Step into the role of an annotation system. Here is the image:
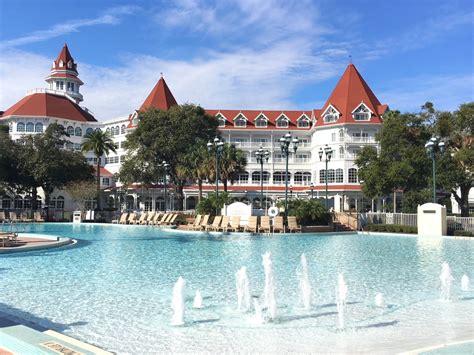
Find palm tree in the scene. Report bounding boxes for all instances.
[218,144,247,191]
[81,129,117,211]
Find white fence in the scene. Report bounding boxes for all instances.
[446,216,474,232]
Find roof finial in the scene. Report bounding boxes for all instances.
[349,55,352,64]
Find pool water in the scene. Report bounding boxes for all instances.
[0,224,473,353]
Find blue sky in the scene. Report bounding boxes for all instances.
[0,0,472,120]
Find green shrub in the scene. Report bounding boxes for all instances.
[276,199,330,226]
[195,192,231,217]
[453,230,473,237]
[363,224,417,234]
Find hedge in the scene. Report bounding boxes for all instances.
[363,224,417,234]
[453,230,473,237]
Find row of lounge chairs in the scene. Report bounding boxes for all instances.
[0,232,18,247]
[112,212,178,226]
[188,215,301,233]
[0,211,44,223]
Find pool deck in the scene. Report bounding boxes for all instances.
[0,234,74,254]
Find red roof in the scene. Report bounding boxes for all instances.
[52,43,77,74]
[139,76,178,112]
[315,64,387,126]
[206,109,313,130]
[1,93,97,122]
[95,167,113,177]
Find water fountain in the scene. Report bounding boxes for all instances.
[252,298,264,324]
[171,277,186,326]
[262,252,276,320]
[439,262,453,301]
[336,273,348,329]
[298,253,312,310]
[461,274,470,291]
[236,266,251,312]
[193,290,203,308]
[375,292,384,307]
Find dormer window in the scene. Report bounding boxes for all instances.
[216,114,226,127]
[255,114,267,128]
[59,60,64,67]
[276,115,289,128]
[323,105,340,123]
[67,61,72,69]
[297,115,310,128]
[234,114,247,128]
[352,103,372,121]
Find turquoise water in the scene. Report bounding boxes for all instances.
[0,224,473,353]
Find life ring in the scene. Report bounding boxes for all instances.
[268,207,279,217]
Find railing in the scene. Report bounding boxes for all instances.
[360,212,418,227]
[446,216,474,232]
[334,212,358,230]
[346,137,376,144]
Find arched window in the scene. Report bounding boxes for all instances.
[14,196,23,209]
[66,141,73,150]
[75,127,82,136]
[319,170,326,183]
[114,126,119,135]
[273,171,290,184]
[26,123,34,132]
[106,128,111,134]
[86,128,94,135]
[16,123,25,132]
[348,168,358,183]
[144,197,152,211]
[339,146,345,159]
[252,171,270,183]
[67,126,74,136]
[336,168,344,183]
[294,171,311,185]
[255,115,267,128]
[35,122,43,132]
[276,115,288,128]
[121,125,126,134]
[109,127,114,136]
[237,172,249,184]
[327,169,335,183]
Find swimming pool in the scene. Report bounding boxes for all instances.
[0,224,473,353]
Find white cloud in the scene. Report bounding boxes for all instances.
[0,6,140,49]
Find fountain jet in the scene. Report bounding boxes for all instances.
[171,276,186,326]
[253,298,264,324]
[336,273,348,329]
[440,262,453,301]
[298,254,312,310]
[461,275,470,291]
[193,290,203,308]
[262,252,276,320]
[236,266,251,312]
[375,292,384,307]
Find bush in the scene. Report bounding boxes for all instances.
[195,192,231,217]
[453,230,473,237]
[363,224,417,234]
[277,199,330,226]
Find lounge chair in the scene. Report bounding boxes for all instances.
[187,215,202,230]
[206,216,222,232]
[217,216,230,232]
[126,213,137,224]
[143,212,156,225]
[9,212,19,223]
[0,211,6,222]
[20,212,34,223]
[228,216,242,232]
[157,213,172,226]
[259,216,272,233]
[114,213,128,224]
[133,212,148,225]
[150,212,162,225]
[34,211,44,223]
[194,215,210,231]
[273,216,285,233]
[163,214,178,226]
[287,216,302,233]
[244,216,258,233]
[154,213,168,225]
[0,232,18,247]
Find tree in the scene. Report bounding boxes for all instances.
[65,180,97,211]
[276,198,330,226]
[216,144,247,192]
[195,191,231,216]
[120,104,219,210]
[0,125,22,195]
[81,129,117,211]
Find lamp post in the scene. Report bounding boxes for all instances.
[159,161,170,211]
[207,137,225,214]
[255,145,270,209]
[290,185,293,199]
[280,132,299,219]
[425,137,445,203]
[318,144,333,209]
[310,182,314,199]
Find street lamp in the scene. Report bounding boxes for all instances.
[159,161,170,211]
[310,182,314,199]
[280,132,299,219]
[425,137,445,203]
[255,145,270,209]
[290,185,293,199]
[207,137,225,214]
[318,144,334,209]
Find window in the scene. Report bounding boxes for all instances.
[75,127,82,136]
[327,169,335,183]
[252,137,269,147]
[352,132,369,142]
[351,148,360,158]
[323,105,339,123]
[55,81,60,90]
[105,157,109,164]
[336,168,343,183]
[353,104,371,121]
[121,125,126,134]
[85,198,96,210]
[295,153,309,163]
[234,115,246,127]
[218,117,226,127]
[273,171,290,184]
[252,171,270,183]
[120,155,126,162]
[331,132,336,142]
[273,153,285,163]
[348,168,358,183]
[59,81,64,90]
[230,137,249,147]
[144,197,152,211]
[299,138,310,147]
[35,122,43,133]
[56,196,65,209]
[26,123,34,132]
[297,117,310,128]
[255,115,267,128]
[294,172,311,185]
[67,126,74,136]
[319,170,326,184]
[109,127,114,136]
[102,178,110,186]
[115,126,119,135]
[339,146,345,159]
[276,115,288,128]
[2,198,11,209]
[339,129,344,141]
[23,197,32,209]
[65,141,73,150]
[155,197,165,211]
[14,196,23,209]
[114,156,119,164]
[237,172,249,184]
[74,143,81,151]
[120,141,126,148]
[86,128,94,135]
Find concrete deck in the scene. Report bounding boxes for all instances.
[0,234,74,254]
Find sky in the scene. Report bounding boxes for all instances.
[0,0,472,120]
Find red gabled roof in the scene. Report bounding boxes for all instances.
[51,43,78,74]
[139,76,177,112]
[205,109,313,130]
[95,167,113,177]
[1,93,97,122]
[315,64,387,126]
